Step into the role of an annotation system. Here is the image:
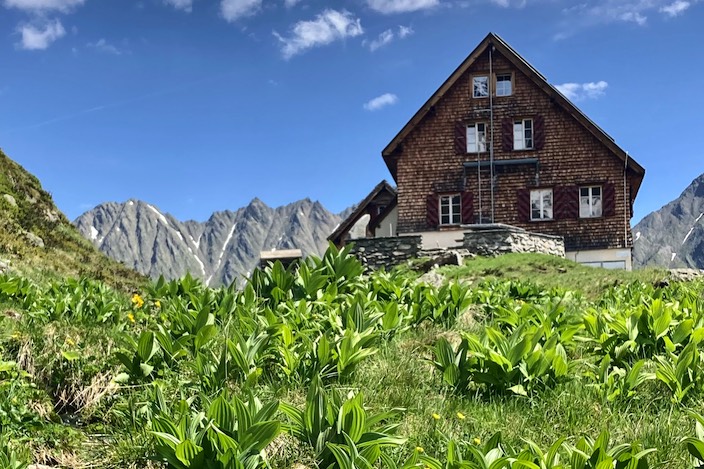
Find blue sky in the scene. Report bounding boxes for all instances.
[0,0,702,224]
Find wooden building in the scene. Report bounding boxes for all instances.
[337,32,645,269]
[328,180,397,246]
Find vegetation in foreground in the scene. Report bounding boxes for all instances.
[0,247,703,468]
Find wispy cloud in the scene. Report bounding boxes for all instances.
[220,0,262,22]
[17,18,66,50]
[164,0,193,12]
[366,0,438,14]
[283,0,301,7]
[555,81,608,101]
[363,93,398,111]
[366,25,413,51]
[3,0,84,12]
[490,0,526,7]
[660,0,691,16]
[86,38,125,55]
[274,9,363,59]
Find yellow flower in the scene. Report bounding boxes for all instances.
[131,294,144,308]
[415,446,424,453]
[456,412,466,420]
[432,413,441,420]
[11,332,21,340]
[127,312,135,323]
[66,338,75,346]
[473,437,481,445]
[154,300,161,309]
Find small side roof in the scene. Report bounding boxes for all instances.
[327,180,397,244]
[381,32,645,197]
[259,249,302,260]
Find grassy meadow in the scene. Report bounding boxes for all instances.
[1,247,703,468]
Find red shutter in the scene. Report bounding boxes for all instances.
[602,182,616,217]
[461,191,473,224]
[427,194,439,229]
[517,188,530,222]
[454,122,467,155]
[534,115,545,150]
[554,185,579,219]
[553,186,566,219]
[502,118,513,152]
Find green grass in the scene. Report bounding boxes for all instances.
[438,253,667,299]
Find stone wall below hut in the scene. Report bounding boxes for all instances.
[462,226,565,257]
[350,236,422,270]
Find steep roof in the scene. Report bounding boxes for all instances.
[382,32,645,197]
[327,180,397,244]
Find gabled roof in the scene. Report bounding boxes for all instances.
[327,180,397,244]
[382,32,645,196]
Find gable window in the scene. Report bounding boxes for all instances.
[530,189,553,221]
[473,76,489,98]
[440,194,461,225]
[513,119,533,150]
[496,73,512,96]
[580,186,602,218]
[466,123,487,153]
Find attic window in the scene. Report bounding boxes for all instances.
[473,76,489,98]
[496,74,512,96]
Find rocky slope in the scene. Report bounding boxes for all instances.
[74,198,342,286]
[0,149,144,289]
[633,173,704,269]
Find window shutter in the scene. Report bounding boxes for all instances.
[502,118,513,151]
[454,122,467,154]
[426,193,439,229]
[554,185,578,219]
[602,182,616,217]
[517,188,530,222]
[534,115,545,150]
[461,191,473,224]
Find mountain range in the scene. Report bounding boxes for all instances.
[633,173,704,269]
[73,198,343,287]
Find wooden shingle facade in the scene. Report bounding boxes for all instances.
[377,32,644,268]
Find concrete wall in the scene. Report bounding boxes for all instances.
[566,248,632,270]
[374,206,398,238]
[409,229,465,250]
[350,236,422,270]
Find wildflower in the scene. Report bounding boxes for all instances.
[66,338,75,346]
[154,300,161,309]
[456,412,466,420]
[131,294,144,308]
[415,446,424,453]
[127,312,136,323]
[473,437,481,445]
[432,413,441,420]
[11,332,21,340]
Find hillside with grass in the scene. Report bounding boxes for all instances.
[3,238,704,468]
[0,149,144,290]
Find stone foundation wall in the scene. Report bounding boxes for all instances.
[462,227,564,257]
[350,236,422,270]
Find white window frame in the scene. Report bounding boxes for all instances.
[530,189,553,221]
[513,119,533,150]
[439,194,461,225]
[579,186,602,218]
[496,73,513,97]
[473,76,489,98]
[466,122,487,153]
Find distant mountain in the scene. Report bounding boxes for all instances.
[74,198,343,286]
[633,173,704,269]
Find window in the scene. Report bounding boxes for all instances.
[513,119,533,150]
[473,76,489,98]
[530,189,553,221]
[579,186,602,218]
[440,194,461,225]
[466,123,487,153]
[496,74,512,96]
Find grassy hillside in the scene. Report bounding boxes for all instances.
[0,149,144,290]
[1,246,704,468]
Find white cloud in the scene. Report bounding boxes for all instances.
[555,81,608,101]
[3,0,84,12]
[220,0,262,22]
[164,0,193,12]
[660,0,690,16]
[398,25,413,37]
[17,18,66,50]
[274,9,363,59]
[490,0,526,7]
[366,0,438,14]
[87,38,123,55]
[366,25,413,51]
[284,0,301,6]
[364,93,398,111]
